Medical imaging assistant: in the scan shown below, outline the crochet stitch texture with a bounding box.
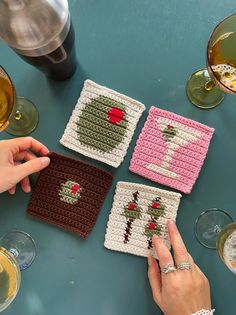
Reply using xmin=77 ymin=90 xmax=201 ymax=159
xmin=129 ymin=106 xmax=214 ymax=194
xmin=60 ymin=80 xmax=145 ymax=167
xmin=104 ymin=181 xmax=181 ymax=258
xmin=27 ymin=152 xmax=113 ymax=238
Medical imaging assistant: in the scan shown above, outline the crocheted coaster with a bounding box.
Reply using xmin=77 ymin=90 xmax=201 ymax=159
xmin=104 ymin=182 xmax=181 ymax=258
xmin=129 ymin=107 xmax=214 ymax=194
xmin=27 ymin=152 xmax=113 ymax=238
xmin=60 ymin=80 xmax=145 ymax=168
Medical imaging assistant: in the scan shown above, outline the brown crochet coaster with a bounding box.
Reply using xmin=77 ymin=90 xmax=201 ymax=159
xmin=27 ymin=152 xmax=113 ymax=237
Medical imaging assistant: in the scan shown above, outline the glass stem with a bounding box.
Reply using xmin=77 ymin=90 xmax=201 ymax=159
xmin=14 ymin=110 xmax=22 ymax=121
xmin=204 ymin=79 xmax=215 ymax=91
xmin=9 ymin=248 xmax=19 ymax=258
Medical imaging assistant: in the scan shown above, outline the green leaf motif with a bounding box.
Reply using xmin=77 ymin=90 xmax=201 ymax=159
xmin=77 ymin=95 xmax=128 ymax=153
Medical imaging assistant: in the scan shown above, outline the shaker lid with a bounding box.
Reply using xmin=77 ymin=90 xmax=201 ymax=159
xmin=0 ymin=0 xmax=69 ymax=54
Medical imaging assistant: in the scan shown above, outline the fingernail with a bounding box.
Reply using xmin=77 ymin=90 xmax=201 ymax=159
xmin=152 ymin=234 xmax=159 ymax=241
xmin=25 ymin=186 xmax=31 ymax=193
xmin=40 ymin=157 xmax=50 ymax=166
xmin=168 ymin=219 xmax=175 ymax=225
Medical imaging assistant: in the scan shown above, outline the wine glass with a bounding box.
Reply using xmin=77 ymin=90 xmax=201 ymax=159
xmin=217 ymin=222 xmax=236 ymax=274
xmin=186 ymin=13 xmax=236 ymax=109
xmin=0 ymin=65 xmax=39 ymax=135
xmin=0 ymin=231 xmax=36 ymax=312
xmin=195 ymin=208 xmax=233 ymax=249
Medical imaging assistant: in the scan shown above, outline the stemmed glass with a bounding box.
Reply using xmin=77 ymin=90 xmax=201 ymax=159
xmin=0 ymin=65 xmax=39 ymax=135
xmin=195 ymin=208 xmax=236 ymax=274
xmin=186 ymin=13 xmax=236 ymax=109
xmin=0 ymin=231 xmax=36 ymax=312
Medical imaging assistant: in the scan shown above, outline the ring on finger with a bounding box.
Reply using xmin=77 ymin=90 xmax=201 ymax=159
xmin=161 ymin=263 xmax=176 ymax=274
xmin=177 ymin=261 xmax=192 ymax=270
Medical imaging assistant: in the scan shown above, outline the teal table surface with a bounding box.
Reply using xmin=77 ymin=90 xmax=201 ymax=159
xmin=1 ymin=1 xmax=236 ymax=314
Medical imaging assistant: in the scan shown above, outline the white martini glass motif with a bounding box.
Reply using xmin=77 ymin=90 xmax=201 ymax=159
xmin=146 ymin=117 xmax=202 ymax=179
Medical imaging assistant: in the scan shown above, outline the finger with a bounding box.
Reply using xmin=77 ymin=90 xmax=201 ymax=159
xmin=12 ymin=137 xmax=49 ymax=156
xmin=20 ymin=176 xmax=31 ymax=193
xmin=168 ymin=220 xmax=189 ymax=265
xmin=10 ymin=157 xmax=50 ymax=184
xmin=14 ymin=151 xmax=37 ymax=162
xmin=8 ymin=186 xmax=16 ymax=195
xmin=147 ymin=256 xmax=162 ymax=303
xmin=152 ymin=235 xmax=174 ymax=269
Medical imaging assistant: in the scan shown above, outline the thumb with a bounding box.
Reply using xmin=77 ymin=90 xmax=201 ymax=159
xmin=13 ymin=157 xmax=50 ymax=183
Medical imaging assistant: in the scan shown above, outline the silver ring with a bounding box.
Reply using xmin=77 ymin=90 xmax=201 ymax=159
xmin=161 ymin=263 xmax=176 ymax=274
xmin=177 ymin=262 xmax=192 ymax=270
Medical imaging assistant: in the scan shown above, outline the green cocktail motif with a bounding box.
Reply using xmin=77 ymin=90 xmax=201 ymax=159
xmin=122 ymin=191 xmax=142 ymax=243
xmin=144 ymin=196 xmax=165 ymax=249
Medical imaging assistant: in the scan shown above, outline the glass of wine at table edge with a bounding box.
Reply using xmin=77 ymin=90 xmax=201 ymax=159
xmin=186 ymin=13 xmax=236 ymax=109
xmin=195 ymin=208 xmax=236 ymax=274
xmin=0 ymin=65 xmax=39 ymax=136
xmin=0 ymin=231 xmax=36 ymax=312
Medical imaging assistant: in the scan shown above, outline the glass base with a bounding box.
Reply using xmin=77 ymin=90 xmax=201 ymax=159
xmin=186 ymin=69 xmax=224 ymax=109
xmin=0 ymin=231 xmax=36 ymax=271
xmin=195 ymin=209 xmax=233 ymax=249
xmin=6 ymin=97 xmax=39 ymax=136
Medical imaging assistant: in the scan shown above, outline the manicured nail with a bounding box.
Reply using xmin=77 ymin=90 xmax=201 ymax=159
xmin=40 ymin=157 xmax=50 ymax=166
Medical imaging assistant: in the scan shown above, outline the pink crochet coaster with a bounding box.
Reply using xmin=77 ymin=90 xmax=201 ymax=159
xmin=129 ymin=107 xmax=214 ymax=194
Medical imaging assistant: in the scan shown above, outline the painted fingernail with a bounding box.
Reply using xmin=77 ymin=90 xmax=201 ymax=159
xmin=40 ymin=157 xmax=50 ymax=166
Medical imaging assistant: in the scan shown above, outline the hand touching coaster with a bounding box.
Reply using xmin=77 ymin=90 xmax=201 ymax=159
xmin=129 ymin=107 xmax=214 ymax=194
xmin=27 ymin=152 xmax=113 ymax=237
xmin=104 ymin=182 xmax=181 ymax=258
xmin=60 ymin=80 xmax=145 ymax=167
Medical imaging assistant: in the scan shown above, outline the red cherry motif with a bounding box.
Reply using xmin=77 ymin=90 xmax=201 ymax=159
xmin=167 ymin=124 xmax=172 ymax=129
xmin=149 ymin=223 xmax=156 ymax=230
xmin=152 ymin=202 xmax=160 ymax=209
xmin=107 ymin=107 xmax=125 ymax=124
xmin=71 ymin=184 xmax=81 ymax=195
xmin=128 ymin=203 xmax=137 ymax=210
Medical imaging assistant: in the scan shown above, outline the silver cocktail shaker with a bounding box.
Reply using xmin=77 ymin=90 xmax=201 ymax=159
xmin=0 ymin=0 xmax=77 ymax=80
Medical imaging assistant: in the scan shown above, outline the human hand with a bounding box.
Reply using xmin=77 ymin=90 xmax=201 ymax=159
xmin=148 ymin=220 xmax=211 ymax=315
xmin=0 ymin=137 xmax=50 ymax=194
